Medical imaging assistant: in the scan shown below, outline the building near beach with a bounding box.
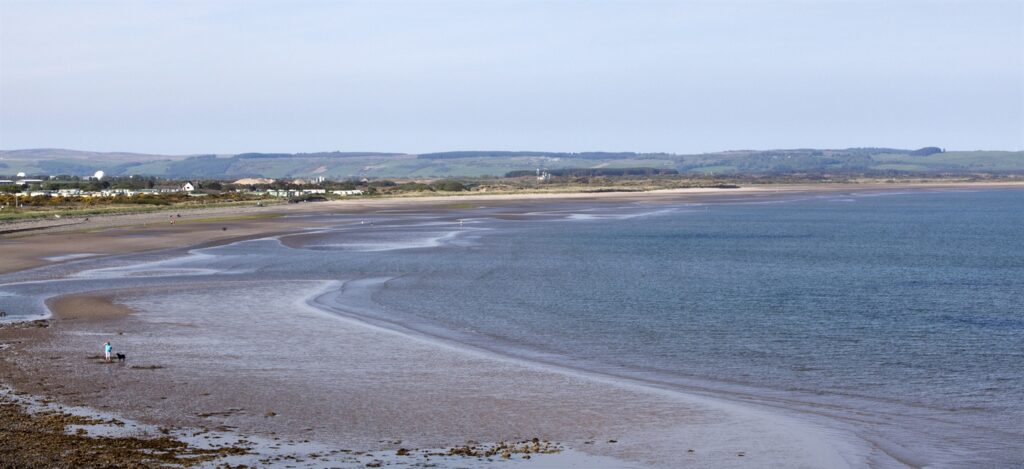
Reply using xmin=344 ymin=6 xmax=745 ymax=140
xmin=266 ymin=189 xmax=300 ymax=198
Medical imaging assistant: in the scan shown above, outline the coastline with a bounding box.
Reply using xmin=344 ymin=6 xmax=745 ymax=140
xmin=1 ymin=282 xmax=863 ymax=468
xmin=2 ymin=182 xmax=1022 ymax=467
xmin=5 ymin=181 xmax=1022 ymax=276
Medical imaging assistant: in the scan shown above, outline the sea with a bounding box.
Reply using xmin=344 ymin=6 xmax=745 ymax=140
xmin=2 ymin=188 xmax=1022 ymax=467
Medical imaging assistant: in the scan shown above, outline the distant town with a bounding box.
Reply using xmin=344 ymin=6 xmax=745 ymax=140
xmin=0 ymin=171 xmax=383 ymax=221
xmin=0 ymin=172 xmax=366 ymax=201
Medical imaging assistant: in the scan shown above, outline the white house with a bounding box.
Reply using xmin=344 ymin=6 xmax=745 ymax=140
xmin=182 ymin=182 xmax=196 ymax=192
xmin=332 ymin=190 xmax=364 ymax=196
xmin=101 ymin=188 xmax=136 ymax=197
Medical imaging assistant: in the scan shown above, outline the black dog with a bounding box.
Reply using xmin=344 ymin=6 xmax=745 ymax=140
xmin=116 ymin=353 xmax=126 ymax=362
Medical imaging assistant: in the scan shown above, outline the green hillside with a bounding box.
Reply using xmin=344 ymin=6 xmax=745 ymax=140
xmin=1 ymin=148 xmax=1021 ymax=180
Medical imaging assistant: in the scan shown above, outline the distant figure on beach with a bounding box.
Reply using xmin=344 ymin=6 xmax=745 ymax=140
xmin=104 ymin=342 xmax=112 ymax=362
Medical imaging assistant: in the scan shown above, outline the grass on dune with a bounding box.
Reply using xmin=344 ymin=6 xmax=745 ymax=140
xmin=0 ymin=200 xmax=282 ymax=222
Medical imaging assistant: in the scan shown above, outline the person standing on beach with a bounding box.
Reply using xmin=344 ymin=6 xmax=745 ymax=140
xmin=104 ymin=342 xmax=112 ymax=362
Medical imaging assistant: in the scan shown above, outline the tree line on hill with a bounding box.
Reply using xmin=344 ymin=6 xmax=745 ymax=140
xmin=419 ymin=151 xmax=675 ymax=160
xmin=5 ymin=146 xmax=1013 ymax=181
xmin=505 ymin=167 xmax=679 ymax=178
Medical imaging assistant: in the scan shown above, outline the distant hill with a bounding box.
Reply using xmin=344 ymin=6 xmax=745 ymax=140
xmin=0 ymin=148 xmax=192 ymax=162
xmin=1 ymin=147 xmax=1021 ymax=179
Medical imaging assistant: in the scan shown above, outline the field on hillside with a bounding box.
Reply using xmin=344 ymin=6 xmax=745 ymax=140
xmin=2 ymin=149 xmax=1021 ymax=179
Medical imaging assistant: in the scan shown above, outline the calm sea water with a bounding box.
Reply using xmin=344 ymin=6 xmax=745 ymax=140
xmin=2 ymin=188 xmax=1022 ymax=466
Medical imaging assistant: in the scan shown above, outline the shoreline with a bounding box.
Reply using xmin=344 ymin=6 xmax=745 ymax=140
xmin=2 ymin=281 xmax=865 ymax=468
xmin=4 ymin=181 xmax=1022 ymax=277
xmin=2 ymin=182 xmax=1022 ymax=467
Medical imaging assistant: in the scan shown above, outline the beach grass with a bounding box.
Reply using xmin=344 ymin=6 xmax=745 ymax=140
xmin=0 ymin=200 xmax=284 ymax=222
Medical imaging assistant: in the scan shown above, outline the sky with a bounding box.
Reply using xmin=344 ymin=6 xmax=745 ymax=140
xmin=1 ymin=0 xmax=1021 ymax=155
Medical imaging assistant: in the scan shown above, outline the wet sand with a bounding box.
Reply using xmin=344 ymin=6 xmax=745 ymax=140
xmin=0 ymin=214 xmax=314 ymax=276
xmin=3 ymin=283 xmax=858 ymax=468
xmin=46 ymin=294 xmax=135 ymax=321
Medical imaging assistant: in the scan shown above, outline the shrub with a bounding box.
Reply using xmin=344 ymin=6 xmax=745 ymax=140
xmin=432 ymin=180 xmax=467 ymax=191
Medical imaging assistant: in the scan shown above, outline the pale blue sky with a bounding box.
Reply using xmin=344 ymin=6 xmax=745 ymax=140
xmin=1 ymin=0 xmax=1021 ymax=154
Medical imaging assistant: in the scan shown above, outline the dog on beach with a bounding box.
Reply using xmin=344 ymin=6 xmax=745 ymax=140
xmin=116 ymin=353 xmax=126 ymax=363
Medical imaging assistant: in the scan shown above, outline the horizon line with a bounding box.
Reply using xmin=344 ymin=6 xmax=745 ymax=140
xmin=3 ymin=145 xmax=1020 ymax=157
